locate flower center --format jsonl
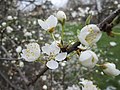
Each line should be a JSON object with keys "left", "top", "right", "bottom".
{"left": 85, "top": 28, "right": 99, "bottom": 44}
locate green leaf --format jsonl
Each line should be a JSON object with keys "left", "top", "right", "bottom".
{"left": 111, "top": 15, "right": 120, "bottom": 26}
{"left": 77, "top": 29, "right": 80, "bottom": 36}
{"left": 85, "top": 14, "right": 92, "bottom": 25}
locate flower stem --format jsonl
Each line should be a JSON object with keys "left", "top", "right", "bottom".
{"left": 61, "top": 24, "right": 65, "bottom": 41}
{"left": 112, "top": 31, "right": 120, "bottom": 36}
{"left": 51, "top": 33, "right": 56, "bottom": 41}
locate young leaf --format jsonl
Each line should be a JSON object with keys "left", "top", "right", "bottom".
{"left": 85, "top": 14, "right": 92, "bottom": 25}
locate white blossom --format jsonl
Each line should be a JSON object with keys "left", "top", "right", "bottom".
{"left": 38, "top": 15, "right": 57, "bottom": 31}
{"left": 66, "top": 85, "right": 80, "bottom": 90}
{"left": 80, "top": 79, "right": 98, "bottom": 90}
{"left": 106, "top": 86, "right": 116, "bottom": 90}
{"left": 114, "top": 1, "right": 118, "bottom": 4}
{"left": 42, "top": 41, "right": 67, "bottom": 69}
{"left": 89, "top": 10, "right": 98, "bottom": 15}
{"left": 43, "top": 85, "right": 47, "bottom": 90}
{"left": 41, "top": 75, "right": 47, "bottom": 81}
{"left": 21, "top": 43, "right": 40, "bottom": 62}
{"left": 19, "top": 61, "right": 24, "bottom": 67}
{"left": 79, "top": 50, "right": 98, "bottom": 68}
{"left": 118, "top": 4, "right": 120, "bottom": 8}
{"left": 110, "top": 42, "right": 117, "bottom": 47}
{"left": 103, "top": 62, "right": 120, "bottom": 76}
{"left": 24, "top": 32, "right": 32, "bottom": 37}
{"left": 56, "top": 11, "right": 66, "bottom": 22}
{"left": 7, "top": 16, "right": 13, "bottom": 20}
{"left": 6, "top": 26, "right": 13, "bottom": 33}
{"left": 13, "top": 16, "right": 17, "bottom": 19}
{"left": 60, "top": 61, "right": 66, "bottom": 67}
{"left": 46, "top": 60, "right": 59, "bottom": 69}
{"left": 71, "top": 11, "right": 77, "bottom": 18}
{"left": 2, "top": 22, "right": 6, "bottom": 26}
{"left": 16, "top": 46, "right": 22, "bottom": 53}
{"left": 78, "top": 24, "right": 102, "bottom": 47}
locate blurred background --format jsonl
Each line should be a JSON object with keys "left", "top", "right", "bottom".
{"left": 0, "top": 0, "right": 120, "bottom": 90}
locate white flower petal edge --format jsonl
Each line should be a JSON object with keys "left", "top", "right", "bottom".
{"left": 42, "top": 44, "right": 51, "bottom": 55}
{"left": 42, "top": 41, "right": 60, "bottom": 55}
{"left": 79, "top": 50, "right": 98, "bottom": 68}
{"left": 46, "top": 15, "right": 58, "bottom": 29}
{"left": 80, "top": 78, "right": 98, "bottom": 90}
{"left": 78, "top": 24, "right": 102, "bottom": 47}
{"left": 50, "top": 41, "right": 60, "bottom": 55}
{"left": 46, "top": 60, "right": 58, "bottom": 69}
{"left": 110, "top": 41, "right": 117, "bottom": 47}
{"left": 103, "top": 63, "right": 120, "bottom": 76}
{"left": 38, "top": 19, "right": 48, "bottom": 30}
{"left": 21, "top": 43, "right": 40, "bottom": 62}
{"left": 38, "top": 15, "right": 57, "bottom": 31}
{"left": 55, "top": 52, "right": 67, "bottom": 61}
{"left": 77, "top": 44, "right": 87, "bottom": 50}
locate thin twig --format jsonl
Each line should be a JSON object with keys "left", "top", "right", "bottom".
{"left": 1, "top": 46, "right": 29, "bottom": 87}
{"left": 27, "top": 66, "right": 48, "bottom": 86}
{"left": 0, "top": 70, "right": 22, "bottom": 90}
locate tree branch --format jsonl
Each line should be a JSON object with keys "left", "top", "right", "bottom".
{"left": 1, "top": 46, "right": 29, "bottom": 87}
{"left": 98, "top": 8, "right": 120, "bottom": 33}
{"left": 27, "top": 66, "right": 48, "bottom": 86}
{"left": 0, "top": 70, "right": 22, "bottom": 90}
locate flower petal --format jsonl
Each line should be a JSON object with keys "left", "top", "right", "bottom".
{"left": 103, "top": 62, "right": 120, "bottom": 76}
{"left": 21, "top": 49, "right": 38, "bottom": 62}
{"left": 78, "top": 32, "right": 89, "bottom": 46}
{"left": 79, "top": 51, "right": 92, "bottom": 62}
{"left": 38, "top": 19, "right": 48, "bottom": 30}
{"left": 46, "top": 15, "right": 58, "bottom": 29}
{"left": 46, "top": 60, "right": 58, "bottom": 69}
{"left": 21, "top": 43, "right": 40, "bottom": 62}
{"left": 78, "top": 24, "right": 102, "bottom": 47}
{"left": 50, "top": 41, "right": 60, "bottom": 55}
{"left": 55, "top": 52, "right": 67, "bottom": 61}
{"left": 79, "top": 50, "right": 98, "bottom": 68}
{"left": 42, "top": 44, "right": 51, "bottom": 55}
{"left": 103, "top": 68, "right": 120, "bottom": 76}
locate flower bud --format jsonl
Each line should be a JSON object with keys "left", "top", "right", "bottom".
{"left": 7, "top": 16, "right": 13, "bottom": 20}
{"left": 79, "top": 50, "right": 98, "bottom": 68}
{"left": 2, "top": 22, "right": 6, "bottom": 26}
{"left": 16, "top": 46, "right": 22, "bottom": 53}
{"left": 43, "top": 85, "right": 47, "bottom": 90}
{"left": 103, "top": 62, "right": 120, "bottom": 76}
{"left": 56, "top": 11, "right": 66, "bottom": 24}
{"left": 6, "top": 26, "right": 13, "bottom": 33}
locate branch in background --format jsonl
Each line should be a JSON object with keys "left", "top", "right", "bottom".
{"left": 0, "top": 58, "right": 25, "bottom": 62}
{"left": 98, "top": 8, "right": 120, "bottom": 34}
{"left": 27, "top": 66, "right": 48, "bottom": 86}
{"left": 1, "top": 46, "right": 29, "bottom": 88}
{"left": 0, "top": 70, "right": 22, "bottom": 90}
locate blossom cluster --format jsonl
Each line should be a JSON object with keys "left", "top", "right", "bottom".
{"left": 20, "top": 10, "right": 120, "bottom": 85}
